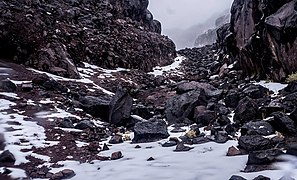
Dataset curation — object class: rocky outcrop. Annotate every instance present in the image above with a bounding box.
[222,0,297,81]
[194,13,230,47]
[0,0,176,78]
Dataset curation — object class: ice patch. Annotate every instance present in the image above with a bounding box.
[148,56,186,76]
[255,81,287,94]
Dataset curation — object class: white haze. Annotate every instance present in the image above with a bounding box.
[148,0,234,49]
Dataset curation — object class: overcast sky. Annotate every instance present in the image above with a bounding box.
[148,0,233,30]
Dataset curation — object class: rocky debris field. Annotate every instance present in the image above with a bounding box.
[0,43,297,180]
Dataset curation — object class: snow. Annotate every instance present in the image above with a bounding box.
[36,107,81,120]
[0,167,27,179]
[255,81,288,94]
[148,56,186,76]
[0,92,19,99]
[46,137,296,180]
[29,68,114,95]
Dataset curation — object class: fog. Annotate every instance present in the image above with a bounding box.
[148,0,233,29]
[148,0,234,49]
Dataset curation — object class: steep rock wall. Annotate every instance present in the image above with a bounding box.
[225,0,296,81]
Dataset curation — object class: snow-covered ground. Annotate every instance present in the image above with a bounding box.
[1,60,296,180]
[148,56,186,76]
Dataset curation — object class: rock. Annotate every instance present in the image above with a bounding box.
[109,135,123,144]
[147,157,155,161]
[227,146,242,156]
[165,88,207,124]
[132,118,169,143]
[238,135,272,152]
[111,151,123,160]
[286,144,297,156]
[194,107,216,127]
[244,164,273,173]
[61,169,75,179]
[0,80,16,92]
[34,75,68,93]
[174,142,193,152]
[213,132,230,143]
[176,81,220,97]
[109,87,133,126]
[75,120,95,130]
[234,97,260,125]
[253,175,271,180]
[241,121,275,136]
[283,81,297,94]
[225,89,240,108]
[0,0,176,77]
[0,150,15,163]
[270,112,297,135]
[78,96,111,121]
[134,145,141,149]
[161,140,177,147]
[102,143,109,151]
[21,83,33,92]
[51,172,63,180]
[247,149,283,165]
[88,142,100,152]
[226,0,297,81]
[61,118,74,128]
[242,84,269,99]
[229,175,247,180]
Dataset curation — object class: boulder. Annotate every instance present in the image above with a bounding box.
[165,89,207,124]
[0,150,15,163]
[241,121,275,136]
[193,107,216,127]
[0,80,16,92]
[242,84,269,99]
[247,149,283,165]
[132,118,169,143]
[109,87,133,126]
[78,96,111,121]
[239,135,272,152]
[111,151,123,160]
[75,120,95,130]
[225,89,240,108]
[176,81,221,98]
[234,97,260,125]
[270,111,297,135]
[109,135,123,144]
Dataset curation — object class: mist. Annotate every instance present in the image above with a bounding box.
[148,0,234,49]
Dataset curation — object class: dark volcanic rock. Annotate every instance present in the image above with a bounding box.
[229,175,247,180]
[78,96,111,121]
[253,175,271,180]
[247,149,283,165]
[165,89,207,124]
[238,135,272,152]
[174,142,193,152]
[225,0,297,81]
[109,135,123,144]
[241,121,275,136]
[0,150,15,163]
[270,111,297,135]
[75,120,95,130]
[132,119,169,143]
[0,80,16,92]
[109,87,133,126]
[225,89,240,108]
[0,0,176,78]
[242,84,269,99]
[111,151,123,160]
[234,97,260,125]
[194,108,216,127]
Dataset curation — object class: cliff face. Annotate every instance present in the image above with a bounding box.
[0,0,176,78]
[225,0,297,81]
[194,13,230,47]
